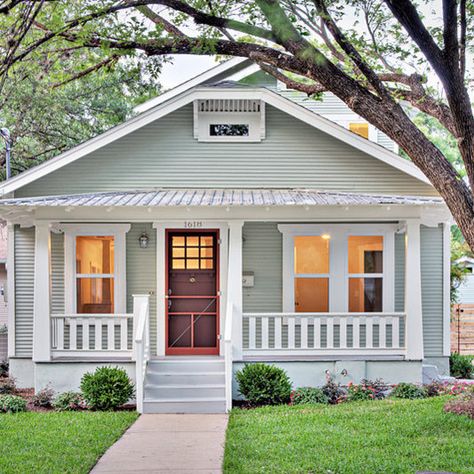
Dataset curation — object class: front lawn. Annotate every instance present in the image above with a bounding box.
[0,411,138,474]
[224,397,474,473]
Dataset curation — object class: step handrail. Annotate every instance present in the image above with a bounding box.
[133,294,150,414]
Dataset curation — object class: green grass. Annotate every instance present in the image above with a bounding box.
[0,411,138,474]
[224,397,474,474]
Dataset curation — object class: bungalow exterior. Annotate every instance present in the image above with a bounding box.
[0,58,451,413]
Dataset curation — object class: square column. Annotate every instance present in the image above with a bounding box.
[227,221,243,360]
[405,220,424,360]
[33,222,51,362]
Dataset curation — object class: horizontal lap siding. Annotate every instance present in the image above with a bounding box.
[17,105,436,197]
[14,226,35,356]
[421,225,444,357]
[126,224,157,353]
[50,233,64,314]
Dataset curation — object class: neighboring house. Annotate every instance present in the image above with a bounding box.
[455,257,474,304]
[0,58,451,413]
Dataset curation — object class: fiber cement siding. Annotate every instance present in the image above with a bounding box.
[17,105,436,197]
[14,226,35,356]
[50,232,64,314]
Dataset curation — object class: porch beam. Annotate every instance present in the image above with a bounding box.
[228,220,244,360]
[405,220,424,360]
[33,222,51,362]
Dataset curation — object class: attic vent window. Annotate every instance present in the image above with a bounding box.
[194,98,265,142]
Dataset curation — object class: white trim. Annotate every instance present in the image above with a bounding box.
[62,224,130,315]
[0,86,432,196]
[443,222,451,356]
[6,223,15,357]
[152,221,229,357]
[278,223,396,314]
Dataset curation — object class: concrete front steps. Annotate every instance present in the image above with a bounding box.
[143,357,226,414]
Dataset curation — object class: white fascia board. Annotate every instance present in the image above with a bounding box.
[0,84,433,196]
[134,57,250,114]
[260,90,431,185]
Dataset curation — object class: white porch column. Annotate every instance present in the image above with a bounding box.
[228,221,243,360]
[405,220,424,360]
[33,222,51,362]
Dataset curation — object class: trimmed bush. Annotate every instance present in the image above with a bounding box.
[450,352,473,379]
[0,360,8,378]
[291,387,328,405]
[347,379,388,402]
[31,386,55,408]
[424,381,444,397]
[0,376,16,395]
[236,363,292,406]
[52,391,85,411]
[391,382,427,399]
[80,366,134,411]
[0,394,27,413]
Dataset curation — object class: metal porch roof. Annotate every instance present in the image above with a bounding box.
[0,189,443,208]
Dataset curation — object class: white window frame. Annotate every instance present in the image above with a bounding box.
[62,224,131,314]
[278,224,396,313]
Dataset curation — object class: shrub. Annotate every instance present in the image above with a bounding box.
[80,366,134,411]
[236,363,292,406]
[0,394,27,413]
[450,353,474,379]
[322,378,347,404]
[52,391,85,411]
[424,381,445,397]
[444,399,474,419]
[0,360,8,378]
[31,386,55,408]
[391,382,427,399]
[0,376,16,395]
[346,379,388,402]
[291,387,328,405]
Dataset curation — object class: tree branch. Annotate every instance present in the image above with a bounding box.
[442,0,459,67]
[135,4,185,37]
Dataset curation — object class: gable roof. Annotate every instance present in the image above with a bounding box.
[0,60,432,196]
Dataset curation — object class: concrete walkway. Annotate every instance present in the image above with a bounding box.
[91,414,228,474]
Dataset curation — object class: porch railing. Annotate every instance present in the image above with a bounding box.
[51,314,133,356]
[134,295,150,414]
[243,312,406,356]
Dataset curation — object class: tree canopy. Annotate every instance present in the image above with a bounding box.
[0,0,473,246]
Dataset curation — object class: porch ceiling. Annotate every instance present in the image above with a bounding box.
[0,188,444,208]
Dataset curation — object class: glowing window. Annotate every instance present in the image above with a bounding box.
[349,123,369,139]
[171,235,214,270]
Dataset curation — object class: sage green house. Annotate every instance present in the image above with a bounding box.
[0,58,451,413]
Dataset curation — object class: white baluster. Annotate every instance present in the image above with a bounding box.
[120,318,128,351]
[274,316,282,349]
[366,317,373,349]
[339,317,347,349]
[95,320,102,350]
[249,316,256,350]
[314,317,321,349]
[261,317,269,350]
[107,319,115,350]
[57,318,64,351]
[392,316,400,349]
[288,317,295,349]
[69,319,77,350]
[353,317,360,349]
[326,318,334,349]
[379,317,387,349]
[300,317,308,349]
[82,319,90,350]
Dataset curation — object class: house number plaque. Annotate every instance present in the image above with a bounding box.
[184,221,203,228]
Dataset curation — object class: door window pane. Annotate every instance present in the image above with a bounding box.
[349,278,382,312]
[348,236,383,274]
[77,277,114,313]
[294,236,329,274]
[76,236,114,274]
[295,278,329,312]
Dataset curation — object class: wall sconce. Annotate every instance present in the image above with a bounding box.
[138,232,149,249]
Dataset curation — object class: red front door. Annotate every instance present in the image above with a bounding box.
[166,230,219,355]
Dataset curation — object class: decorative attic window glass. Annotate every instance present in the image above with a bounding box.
[209,124,249,136]
[194,99,265,142]
[349,122,369,139]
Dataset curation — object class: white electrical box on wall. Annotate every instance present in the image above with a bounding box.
[242,272,254,287]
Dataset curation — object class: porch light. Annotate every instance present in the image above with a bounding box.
[138,232,149,249]
[321,233,331,240]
